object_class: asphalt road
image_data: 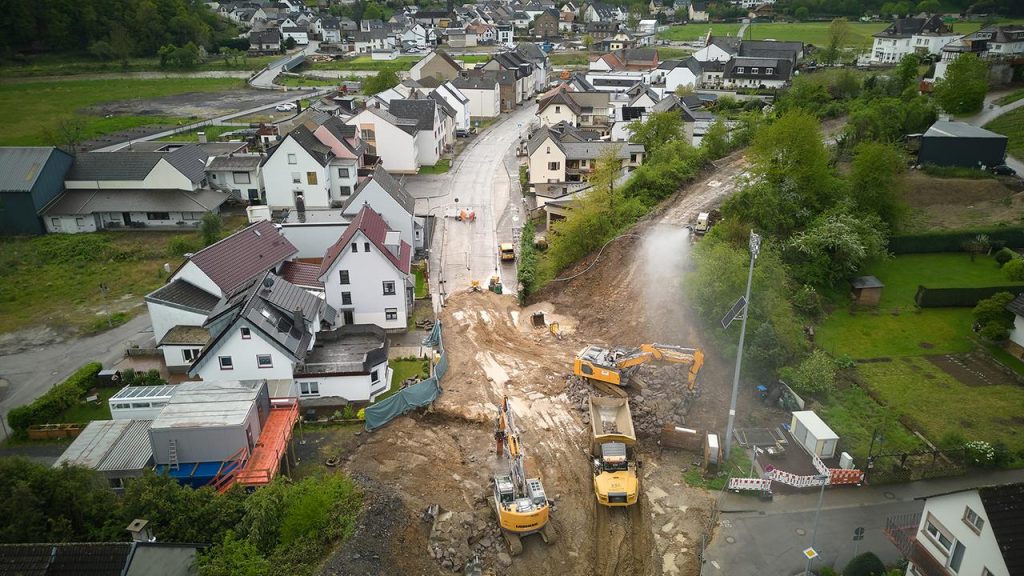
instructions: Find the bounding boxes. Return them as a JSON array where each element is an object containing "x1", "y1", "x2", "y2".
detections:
[
  {"x1": 250, "y1": 41, "x2": 321, "y2": 89},
  {"x1": 961, "y1": 89, "x2": 1024, "y2": 176},
  {"x1": 0, "y1": 314, "x2": 153, "y2": 442},
  {"x1": 403, "y1": 105, "x2": 537, "y2": 303}
]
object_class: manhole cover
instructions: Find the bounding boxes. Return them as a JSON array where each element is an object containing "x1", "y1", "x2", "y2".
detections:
[
  {"x1": 884, "y1": 492, "x2": 895, "y2": 500},
  {"x1": 795, "y1": 528, "x2": 806, "y2": 536},
  {"x1": 725, "y1": 536, "x2": 736, "y2": 544}
]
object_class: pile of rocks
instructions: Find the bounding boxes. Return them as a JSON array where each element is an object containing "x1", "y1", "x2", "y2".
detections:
[
  {"x1": 564, "y1": 365, "x2": 699, "y2": 437},
  {"x1": 425, "y1": 501, "x2": 511, "y2": 573}
]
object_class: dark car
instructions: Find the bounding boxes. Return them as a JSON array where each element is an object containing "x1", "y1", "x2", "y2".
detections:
[{"x1": 991, "y1": 164, "x2": 1017, "y2": 176}]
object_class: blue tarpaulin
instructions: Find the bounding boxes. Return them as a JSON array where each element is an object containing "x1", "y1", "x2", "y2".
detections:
[{"x1": 365, "y1": 321, "x2": 446, "y2": 431}]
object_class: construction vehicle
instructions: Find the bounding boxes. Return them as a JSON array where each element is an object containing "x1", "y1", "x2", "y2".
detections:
[
  {"x1": 499, "y1": 243, "x2": 516, "y2": 262},
  {"x1": 573, "y1": 343, "x2": 704, "y2": 397},
  {"x1": 589, "y1": 395, "x2": 639, "y2": 506},
  {"x1": 692, "y1": 209, "x2": 721, "y2": 236},
  {"x1": 492, "y1": 396, "x2": 556, "y2": 555},
  {"x1": 488, "y1": 275, "x2": 503, "y2": 294}
]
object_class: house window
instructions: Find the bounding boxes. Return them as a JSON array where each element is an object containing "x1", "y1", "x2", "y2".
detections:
[
  {"x1": 924, "y1": 516, "x2": 954, "y2": 555},
  {"x1": 338, "y1": 167, "x2": 350, "y2": 177},
  {"x1": 351, "y1": 242, "x2": 358, "y2": 252},
  {"x1": 146, "y1": 212, "x2": 170, "y2": 221},
  {"x1": 183, "y1": 212, "x2": 199, "y2": 220},
  {"x1": 51, "y1": 217, "x2": 60, "y2": 228},
  {"x1": 962, "y1": 507, "x2": 984, "y2": 533},
  {"x1": 736, "y1": 66, "x2": 744, "y2": 73},
  {"x1": 182, "y1": 349, "x2": 199, "y2": 362},
  {"x1": 210, "y1": 173, "x2": 217, "y2": 180},
  {"x1": 75, "y1": 218, "x2": 85, "y2": 227},
  {"x1": 548, "y1": 161, "x2": 560, "y2": 170},
  {"x1": 240, "y1": 327, "x2": 251, "y2": 339},
  {"x1": 339, "y1": 270, "x2": 350, "y2": 284},
  {"x1": 341, "y1": 292, "x2": 352, "y2": 305},
  {"x1": 299, "y1": 381, "x2": 319, "y2": 396},
  {"x1": 219, "y1": 356, "x2": 234, "y2": 370},
  {"x1": 292, "y1": 172, "x2": 301, "y2": 184},
  {"x1": 751, "y1": 67, "x2": 759, "y2": 74},
  {"x1": 371, "y1": 369, "x2": 380, "y2": 383},
  {"x1": 257, "y1": 354, "x2": 273, "y2": 368},
  {"x1": 288, "y1": 153, "x2": 297, "y2": 164},
  {"x1": 766, "y1": 67, "x2": 774, "y2": 74},
  {"x1": 385, "y1": 307, "x2": 398, "y2": 320},
  {"x1": 630, "y1": 154, "x2": 637, "y2": 163},
  {"x1": 555, "y1": 105, "x2": 561, "y2": 112},
  {"x1": 364, "y1": 242, "x2": 370, "y2": 252},
  {"x1": 307, "y1": 172, "x2": 318, "y2": 185},
  {"x1": 383, "y1": 281, "x2": 396, "y2": 295},
  {"x1": 340, "y1": 186, "x2": 352, "y2": 195},
  {"x1": 232, "y1": 172, "x2": 251, "y2": 184}
]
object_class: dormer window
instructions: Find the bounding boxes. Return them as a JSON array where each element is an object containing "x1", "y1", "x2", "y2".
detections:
[
  {"x1": 751, "y1": 67, "x2": 759, "y2": 74},
  {"x1": 736, "y1": 66, "x2": 744, "y2": 73},
  {"x1": 766, "y1": 67, "x2": 774, "y2": 74}
]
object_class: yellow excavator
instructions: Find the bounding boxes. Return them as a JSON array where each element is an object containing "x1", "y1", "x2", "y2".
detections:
[
  {"x1": 492, "y1": 396, "x2": 557, "y2": 555},
  {"x1": 573, "y1": 343, "x2": 704, "y2": 397}
]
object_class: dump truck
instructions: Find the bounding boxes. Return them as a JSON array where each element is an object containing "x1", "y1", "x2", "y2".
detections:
[
  {"x1": 693, "y1": 209, "x2": 721, "y2": 236},
  {"x1": 499, "y1": 243, "x2": 516, "y2": 262},
  {"x1": 589, "y1": 395, "x2": 639, "y2": 506}
]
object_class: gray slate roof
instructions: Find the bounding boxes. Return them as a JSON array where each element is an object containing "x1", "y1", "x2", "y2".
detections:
[
  {"x1": 67, "y1": 152, "x2": 162, "y2": 181},
  {"x1": 349, "y1": 164, "x2": 416, "y2": 215},
  {"x1": 1007, "y1": 294, "x2": 1024, "y2": 317},
  {"x1": 145, "y1": 279, "x2": 221, "y2": 315},
  {"x1": 0, "y1": 147, "x2": 68, "y2": 192},
  {"x1": 452, "y1": 72, "x2": 499, "y2": 90},
  {"x1": 924, "y1": 120, "x2": 1006, "y2": 140},
  {"x1": 283, "y1": 125, "x2": 333, "y2": 166},
  {"x1": 389, "y1": 99, "x2": 437, "y2": 131},
  {"x1": 45, "y1": 188, "x2": 229, "y2": 216},
  {"x1": 207, "y1": 154, "x2": 263, "y2": 171}
]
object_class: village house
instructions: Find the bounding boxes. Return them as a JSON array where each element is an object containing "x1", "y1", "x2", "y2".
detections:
[
  {"x1": 342, "y1": 165, "x2": 420, "y2": 250},
  {"x1": 870, "y1": 15, "x2": 959, "y2": 64},
  {"x1": 409, "y1": 50, "x2": 464, "y2": 83},
  {"x1": 205, "y1": 154, "x2": 264, "y2": 204},
  {"x1": 452, "y1": 72, "x2": 502, "y2": 118},
  {"x1": 346, "y1": 105, "x2": 421, "y2": 173}
]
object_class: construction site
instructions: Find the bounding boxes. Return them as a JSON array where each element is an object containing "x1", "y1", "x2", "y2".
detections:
[{"x1": 324, "y1": 151, "x2": 789, "y2": 576}]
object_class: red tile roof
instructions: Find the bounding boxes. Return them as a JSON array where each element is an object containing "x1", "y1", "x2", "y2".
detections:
[
  {"x1": 318, "y1": 205, "x2": 412, "y2": 278},
  {"x1": 280, "y1": 260, "x2": 325, "y2": 289},
  {"x1": 185, "y1": 220, "x2": 298, "y2": 294}
]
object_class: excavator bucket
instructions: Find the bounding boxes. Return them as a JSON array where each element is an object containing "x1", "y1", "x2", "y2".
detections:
[{"x1": 549, "y1": 322, "x2": 561, "y2": 339}]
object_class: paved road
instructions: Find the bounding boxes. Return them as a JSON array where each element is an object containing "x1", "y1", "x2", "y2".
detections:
[
  {"x1": 403, "y1": 106, "x2": 536, "y2": 303},
  {"x1": 960, "y1": 89, "x2": 1024, "y2": 175},
  {"x1": 0, "y1": 314, "x2": 153, "y2": 442},
  {"x1": 251, "y1": 41, "x2": 320, "y2": 89}
]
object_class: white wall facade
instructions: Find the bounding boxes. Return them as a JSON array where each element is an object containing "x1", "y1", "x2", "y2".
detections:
[
  {"x1": 263, "y1": 137, "x2": 331, "y2": 210},
  {"x1": 538, "y1": 104, "x2": 579, "y2": 127},
  {"x1": 320, "y1": 230, "x2": 410, "y2": 330},
  {"x1": 161, "y1": 344, "x2": 204, "y2": 373},
  {"x1": 665, "y1": 67, "x2": 699, "y2": 91},
  {"x1": 436, "y1": 83, "x2": 472, "y2": 132},
  {"x1": 459, "y1": 86, "x2": 500, "y2": 118},
  {"x1": 693, "y1": 44, "x2": 730, "y2": 62},
  {"x1": 173, "y1": 261, "x2": 223, "y2": 298},
  {"x1": 295, "y1": 361, "x2": 390, "y2": 402},
  {"x1": 193, "y1": 322, "x2": 299, "y2": 382},
  {"x1": 347, "y1": 109, "x2": 419, "y2": 173},
  {"x1": 208, "y1": 168, "x2": 262, "y2": 201},
  {"x1": 529, "y1": 138, "x2": 568, "y2": 185},
  {"x1": 1009, "y1": 314, "x2": 1024, "y2": 350},
  {"x1": 148, "y1": 301, "x2": 210, "y2": 344},
  {"x1": 342, "y1": 180, "x2": 415, "y2": 248},
  {"x1": 413, "y1": 130, "x2": 441, "y2": 167},
  {"x1": 45, "y1": 214, "x2": 99, "y2": 234},
  {"x1": 912, "y1": 490, "x2": 1009, "y2": 576},
  {"x1": 871, "y1": 36, "x2": 913, "y2": 63},
  {"x1": 327, "y1": 158, "x2": 360, "y2": 200}
]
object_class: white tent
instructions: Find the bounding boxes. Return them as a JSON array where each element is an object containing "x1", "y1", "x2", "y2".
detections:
[{"x1": 790, "y1": 410, "x2": 839, "y2": 459}]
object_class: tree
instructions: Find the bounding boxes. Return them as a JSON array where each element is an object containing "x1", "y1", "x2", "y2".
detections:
[
  {"x1": 587, "y1": 146, "x2": 624, "y2": 210},
  {"x1": 933, "y1": 53, "x2": 989, "y2": 114},
  {"x1": 626, "y1": 111, "x2": 684, "y2": 155},
  {"x1": 109, "y1": 23, "x2": 136, "y2": 70},
  {"x1": 824, "y1": 17, "x2": 849, "y2": 65},
  {"x1": 627, "y1": 11, "x2": 640, "y2": 31},
  {"x1": 961, "y1": 234, "x2": 991, "y2": 262},
  {"x1": 779, "y1": 349, "x2": 838, "y2": 396},
  {"x1": 794, "y1": 6, "x2": 809, "y2": 20},
  {"x1": 121, "y1": 472, "x2": 245, "y2": 544},
  {"x1": 582, "y1": 34, "x2": 594, "y2": 51},
  {"x1": 674, "y1": 83, "x2": 695, "y2": 97},
  {"x1": 972, "y1": 292, "x2": 1015, "y2": 341},
  {"x1": 283, "y1": 36, "x2": 297, "y2": 50},
  {"x1": 200, "y1": 212, "x2": 222, "y2": 246},
  {"x1": 849, "y1": 141, "x2": 908, "y2": 230},
  {"x1": 893, "y1": 53, "x2": 920, "y2": 93},
  {"x1": 844, "y1": 552, "x2": 887, "y2": 576},
  {"x1": 700, "y1": 118, "x2": 730, "y2": 159},
  {"x1": 362, "y1": 69, "x2": 400, "y2": 94},
  {"x1": 48, "y1": 116, "x2": 87, "y2": 155},
  {"x1": 199, "y1": 531, "x2": 271, "y2": 576},
  {"x1": 785, "y1": 208, "x2": 888, "y2": 286},
  {"x1": 89, "y1": 40, "x2": 115, "y2": 60},
  {"x1": 916, "y1": 0, "x2": 942, "y2": 12}
]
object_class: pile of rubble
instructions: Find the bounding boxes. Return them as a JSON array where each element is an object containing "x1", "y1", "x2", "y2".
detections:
[
  {"x1": 416, "y1": 318, "x2": 436, "y2": 331},
  {"x1": 423, "y1": 501, "x2": 511, "y2": 574},
  {"x1": 564, "y1": 364, "x2": 699, "y2": 437}
]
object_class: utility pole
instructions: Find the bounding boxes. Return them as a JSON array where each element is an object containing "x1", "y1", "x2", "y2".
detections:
[
  {"x1": 803, "y1": 474, "x2": 829, "y2": 575},
  {"x1": 724, "y1": 231, "x2": 761, "y2": 460}
]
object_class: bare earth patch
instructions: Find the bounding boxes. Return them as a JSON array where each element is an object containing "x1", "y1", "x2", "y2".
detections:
[
  {"x1": 927, "y1": 352, "x2": 1022, "y2": 388},
  {"x1": 903, "y1": 171, "x2": 1024, "y2": 231}
]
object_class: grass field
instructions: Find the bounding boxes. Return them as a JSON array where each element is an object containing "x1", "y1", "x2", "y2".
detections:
[
  {"x1": 455, "y1": 55, "x2": 491, "y2": 64},
  {"x1": 0, "y1": 77, "x2": 244, "y2": 146},
  {"x1": 859, "y1": 357, "x2": 1024, "y2": 460},
  {"x1": 0, "y1": 53, "x2": 279, "y2": 78},
  {"x1": 44, "y1": 387, "x2": 117, "y2": 424},
  {"x1": 157, "y1": 125, "x2": 241, "y2": 142},
  {"x1": 985, "y1": 106, "x2": 1024, "y2": 159},
  {"x1": 656, "y1": 20, "x2": 1015, "y2": 49},
  {"x1": 275, "y1": 74, "x2": 340, "y2": 88},
  {"x1": 310, "y1": 56, "x2": 421, "y2": 72},
  {"x1": 418, "y1": 159, "x2": 451, "y2": 175},
  {"x1": 817, "y1": 253, "x2": 1021, "y2": 358},
  {"x1": 817, "y1": 384, "x2": 925, "y2": 458},
  {"x1": 414, "y1": 266, "x2": 428, "y2": 299},
  {"x1": 549, "y1": 52, "x2": 591, "y2": 66},
  {"x1": 994, "y1": 87, "x2": 1024, "y2": 106}
]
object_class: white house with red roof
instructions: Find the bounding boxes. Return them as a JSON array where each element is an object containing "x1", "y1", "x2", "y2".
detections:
[
  {"x1": 318, "y1": 205, "x2": 413, "y2": 331},
  {"x1": 342, "y1": 165, "x2": 418, "y2": 250},
  {"x1": 144, "y1": 221, "x2": 299, "y2": 373}
]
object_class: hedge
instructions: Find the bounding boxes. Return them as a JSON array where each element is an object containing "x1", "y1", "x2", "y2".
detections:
[
  {"x1": 890, "y1": 225, "x2": 1024, "y2": 254},
  {"x1": 914, "y1": 285, "x2": 1024, "y2": 308},
  {"x1": 7, "y1": 362, "x2": 102, "y2": 435}
]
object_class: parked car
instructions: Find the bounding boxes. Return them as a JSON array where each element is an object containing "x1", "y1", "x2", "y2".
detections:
[
  {"x1": 275, "y1": 103, "x2": 298, "y2": 112},
  {"x1": 991, "y1": 164, "x2": 1017, "y2": 176},
  {"x1": 456, "y1": 129, "x2": 470, "y2": 138}
]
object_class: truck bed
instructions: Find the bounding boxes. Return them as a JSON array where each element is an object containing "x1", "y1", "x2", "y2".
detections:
[{"x1": 589, "y1": 395, "x2": 636, "y2": 451}]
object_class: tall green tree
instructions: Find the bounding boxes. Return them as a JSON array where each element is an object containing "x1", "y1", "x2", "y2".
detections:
[
  {"x1": 934, "y1": 53, "x2": 989, "y2": 114},
  {"x1": 362, "y1": 69, "x2": 400, "y2": 94},
  {"x1": 626, "y1": 111, "x2": 684, "y2": 154},
  {"x1": 849, "y1": 141, "x2": 908, "y2": 230},
  {"x1": 784, "y1": 208, "x2": 889, "y2": 286},
  {"x1": 824, "y1": 17, "x2": 850, "y2": 65}
]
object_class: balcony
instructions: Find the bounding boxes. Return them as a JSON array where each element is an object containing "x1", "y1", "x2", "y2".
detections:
[{"x1": 885, "y1": 513, "x2": 950, "y2": 576}]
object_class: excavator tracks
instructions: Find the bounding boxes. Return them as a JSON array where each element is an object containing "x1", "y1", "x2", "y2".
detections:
[{"x1": 590, "y1": 379, "x2": 629, "y2": 399}]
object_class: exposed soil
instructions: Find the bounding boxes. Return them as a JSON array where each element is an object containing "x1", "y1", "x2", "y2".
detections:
[
  {"x1": 84, "y1": 88, "x2": 286, "y2": 119},
  {"x1": 927, "y1": 352, "x2": 1022, "y2": 388},
  {"x1": 903, "y1": 171, "x2": 1024, "y2": 231}
]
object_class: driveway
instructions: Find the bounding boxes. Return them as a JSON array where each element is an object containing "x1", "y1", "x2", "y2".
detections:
[
  {"x1": 250, "y1": 41, "x2": 321, "y2": 89},
  {"x1": 0, "y1": 314, "x2": 153, "y2": 441},
  {"x1": 960, "y1": 88, "x2": 1024, "y2": 175},
  {"x1": 402, "y1": 106, "x2": 537, "y2": 303}
]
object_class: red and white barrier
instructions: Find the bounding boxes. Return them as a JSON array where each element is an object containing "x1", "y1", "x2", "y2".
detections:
[
  {"x1": 829, "y1": 468, "x2": 864, "y2": 485},
  {"x1": 728, "y1": 477, "x2": 772, "y2": 492}
]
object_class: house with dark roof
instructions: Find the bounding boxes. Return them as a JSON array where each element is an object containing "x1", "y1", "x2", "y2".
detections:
[
  {"x1": 722, "y1": 57, "x2": 793, "y2": 88},
  {"x1": 45, "y1": 143, "x2": 237, "y2": 233},
  {"x1": 341, "y1": 165, "x2": 420, "y2": 250},
  {"x1": 886, "y1": 482, "x2": 1023, "y2": 576},
  {"x1": 870, "y1": 14, "x2": 958, "y2": 64},
  {"x1": 482, "y1": 50, "x2": 537, "y2": 102},
  {"x1": 145, "y1": 220, "x2": 298, "y2": 373},
  {"x1": 0, "y1": 146, "x2": 73, "y2": 235},
  {"x1": 1004, "y1": 293, "x2": 1024, "y2": 357},
  {"x1": 432, "y1": 81, "x2": 472, "y2": 133},
  {"x1": 933, "y1": 24, "x2": 1024, "y2": 83},
  {"x1": 345, "y1": 105, "x2": 421, "y2": 173},
  {"x1": 319, "y1": 205, "x2": 413, "y2": 331},
  {"x1": 452, "y1": 71, "x2": 501, "y2": 117},
  {"x1": 249, "y1": 28, "x2": 283, "y2": 55},
  {"x1": 536, "y1": 86, "x2": 611, "y2": 135},
  {"x1": 262, "y1": 125, "x2": 341, "y2": 210},
  {"x1": 409, "y1": 50, "x2": 464, "y2": 83},
  {"x1": 312, "y1": 117, "x2": 367, "y2": 200},
  {"x1": 188, "y1": 270, "x2": 334, "y2": 382},
  {"x1": 527, "y1": 122, "x2": 644, "y2": 204},
  {"x1": 0, "y1": 541, "x2": 199, "y2": 576},
  {"x1": 533, "y1": 8, "x2": 560, "y2": 39},
  {"x1": 515, "y1": 42, "x2": 551, "y2": 93},
  {"x1": 389, "y1": 97, "x2": 450, "y2": 168},
  {"x1": 205, "y1": 154, "x2": 264, "y2": 204}
]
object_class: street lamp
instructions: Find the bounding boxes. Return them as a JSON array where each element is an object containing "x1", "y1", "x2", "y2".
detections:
[
  {"x1": 803, "y1": 473, "x2": 830, "y2": 575},
  {"x1": 723, "y1": 231, "x2": 761, "y2": 460}
]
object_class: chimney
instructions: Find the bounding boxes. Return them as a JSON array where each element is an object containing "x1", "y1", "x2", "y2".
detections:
[
  {"x1": 126, "y1": 519, "x2": 155, "y2": 543},
  {"x1": 291, "y1": 308, "x2": 304, "y2": 329}
]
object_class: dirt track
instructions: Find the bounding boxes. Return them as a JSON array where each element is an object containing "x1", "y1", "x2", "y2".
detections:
[{"x1": 336, "y1": 150, "x2": 758, "y2": 575}]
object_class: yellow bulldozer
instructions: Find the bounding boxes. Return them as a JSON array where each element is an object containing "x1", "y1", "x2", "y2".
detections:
[
  {"x1": 492, "y1": 396, "x2": 557, "y2": 555},
  {"x1": 573, "y1": 343, "x2": 704, "y2": 397}
]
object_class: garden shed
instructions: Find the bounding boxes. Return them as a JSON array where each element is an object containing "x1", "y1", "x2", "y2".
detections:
[
  {"x1": 850, "y1": 275, "x2": 884, "y2": 306},
  {"x1": 790, "y1": 410, "x2": 839, "y2": 459},
  {"x1": 918, "y1": 120, "x2": 1008, "y2": 169}
]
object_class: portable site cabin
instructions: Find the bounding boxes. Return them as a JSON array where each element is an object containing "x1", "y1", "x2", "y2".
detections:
[
  {"x1": 149, "y1": 381, "x2": 270, "y2": 487},
  {"x1": 790, "y1": 410, "x2": 838, "y2": 459},
  {"x1": 109, "y1": 385, "x2": 178, "y2": 421}
]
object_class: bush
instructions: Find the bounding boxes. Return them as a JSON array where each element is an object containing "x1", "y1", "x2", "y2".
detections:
[
  {"x1": 517, "y1": 219, "x2": 538, "y2": 303},
  {"x1": 7, "y1": 362, "x2": 102, "y2": 434},
  {"x1": 995, "y1": 247, "x2": 1017, "y2": 265},
  {"x1": 915, "y1": 285, "x2": 1024, "y2": 308},
  {"x1": 844, "y1": 552, "x2": 886, "y2": 576},
  {"x1": 1004, "y1": 257, "x2": 1024, "y2": 281},
  {"x1": 889, "y1": 225, "x2": 1024, "y2": 254},
  {"x1": 780, "y1": 350, "x2": 837, "y2": 396},
  {"x1": 167, "y1": 234, "x2": 202, "y2": 257}
]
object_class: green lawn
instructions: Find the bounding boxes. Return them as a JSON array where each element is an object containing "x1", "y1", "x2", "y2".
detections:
[
  {"x1": 818, "y1": 253, "x2": 1022, "y2": 358},
  {"x1": 858, "y1": 358, "x2": 1024, "y2": 459},
  {"x1": 994, "y1": 88, "x2": 1024, "y2": 106},
  {"x1": 375, "y1": 359, "x2": 430, "y2": 403},
  {"x1": 275, "y1": 74, "x2": 339, "y2": 88},
  {"x1": 414, "y1": 267, "x2": 428, "y2": 299},
  {"x1": 157, "y1": 125, "x2": 241, "y2": 142},
  {"x1": 455, "y1": 55, "x2": 491, "y2": 64},
  {"x1": 549, "y1": 52, "x2": 591, "y2": 66},
  {"x1": 0, "y1": 77, "x2": 244, "y2": 145},
  {"x1": 985, "y1": 105, "x2": 1024, "y2": 159},
  {"x1": 44, "y1": 387, "x2": 117, "y2": 424},
  {"x1": 817, "y1": 384, "x2": 925, "y2": 458},
  {"x1": 658, "y1": 23, "x2": 742, "y2": 42},
  {"x1": 657, "y1": 46, "x2": 695, "y2": 60},
  {"x1": 682, "y1": 444, "x2": 751, "y2": 490},
  {"x1": 0, "y1": 54, "x2": 280, "y2": 78},
  {"x1": 310, "y1": 56, "x2": 421, "y2": 72},
  {"x1": 418, "y1": 159, "x2": 451, "y2": 175}
]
